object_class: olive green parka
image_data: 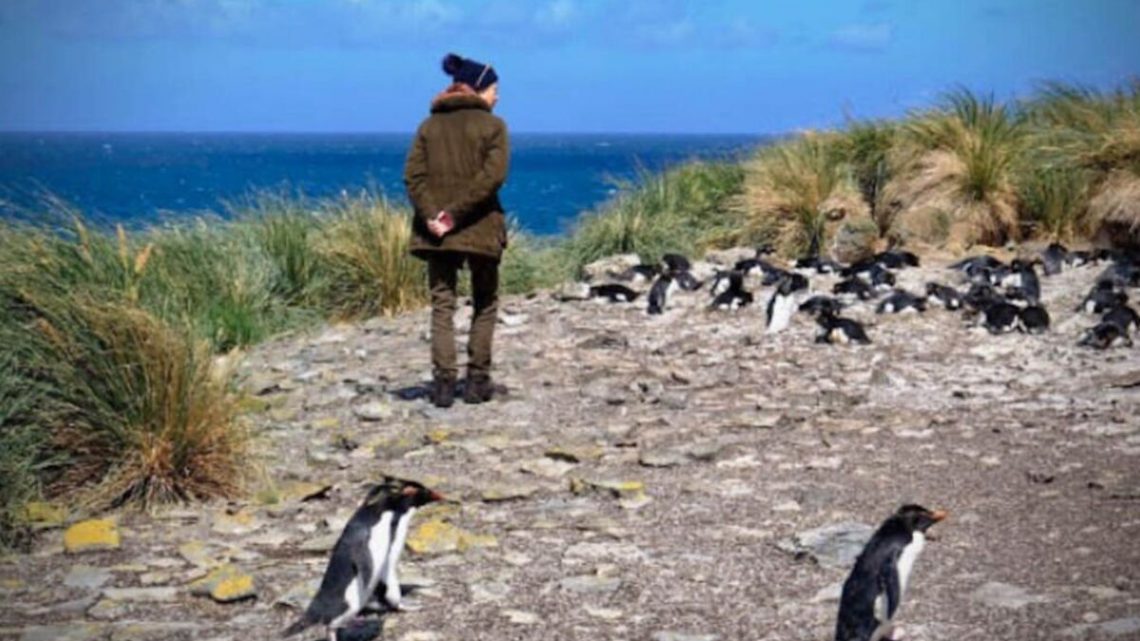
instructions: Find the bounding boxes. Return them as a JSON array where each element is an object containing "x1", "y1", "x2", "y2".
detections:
[{"x1": 404, "y1": 87, "x2": 509, "y2": 259}]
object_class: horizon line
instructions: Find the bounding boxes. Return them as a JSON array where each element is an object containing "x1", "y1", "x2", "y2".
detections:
[{"x1": 0, "y1": 129, "x2": 777, "y2": 138}]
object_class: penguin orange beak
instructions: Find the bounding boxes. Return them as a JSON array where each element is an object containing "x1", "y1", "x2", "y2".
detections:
[
  {"x1": 931, "y1": 509, "x2": 949, "y2": 522},
  {"x1": 429, "y1": 490, "x2": 447, "y2": 502}
]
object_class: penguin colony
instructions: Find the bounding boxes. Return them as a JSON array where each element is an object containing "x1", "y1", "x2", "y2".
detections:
[
  {"x1": 285, "y1": 245, "x2": 1137, "y2": 640},
  {"x1": 584, "y1": 241, "x2": 1140, "y2": 350}
]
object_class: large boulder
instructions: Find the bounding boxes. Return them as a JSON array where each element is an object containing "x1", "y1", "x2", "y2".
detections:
[{"x1": 581, "y1": 253, "x2": 642, "y2": 283}]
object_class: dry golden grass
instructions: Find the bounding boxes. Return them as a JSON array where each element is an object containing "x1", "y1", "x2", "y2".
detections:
[
  {"x1": 1088, "y1": 170, "x2": 1140, "y2": 245},
  {"x1": 22, "y1": 295, "x2": 246, "y2": 508},
  {"x1": 733, "y1": 133, "x2": 870, "y2": 257}
]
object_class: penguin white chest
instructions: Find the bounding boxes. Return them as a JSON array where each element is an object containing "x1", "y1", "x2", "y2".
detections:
[
  {"x1": 766, "y1": 293, "x2": 795, "y2": 333},
  {"x1": 896, "y1": 531, "x2": 925, "y2": 599},
  {"x1": 365, "y1": 511, "x2": 395, "y2": 590}
]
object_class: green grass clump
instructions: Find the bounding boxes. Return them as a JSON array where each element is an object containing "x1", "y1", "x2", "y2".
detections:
[
  {"x1": 500, "y1": 224, "x2": 571, "y2": 295},
  {"x1": 308, "y1": 194, "x2": 428, "y2": 319},
  {"x1": 231, "y1": 192, "x2": 325, "y2": 305},
  {"x1": 1026, "y1": 80, "x2": 1140, "y2": 174},
  {"x1": 0, "y1": 232, "x2": 248, "y2": 516},
  {"x1": 1017, "y1": 165, "x2": 1091, "y2": 240},
  {"x1": 140, "y1": 219, "x2": 295, "y2": 350},
  {"x1": 561, "y1": 161, "x2": 744, "y2": 274},
  {"x1": 834, "y1": 120, "x2": 898, "y2": 233},
  {"x1": 0, "y1": 343, "x2": 50, "y2": 549}
]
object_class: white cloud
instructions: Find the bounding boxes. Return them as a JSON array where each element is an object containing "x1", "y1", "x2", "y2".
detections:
[
  {"x1": 536, "y1": 0, "x2": 576, "y2": 27},
  {"x1": 829, "y1": 22, "x2": 893, "y2": 52}
]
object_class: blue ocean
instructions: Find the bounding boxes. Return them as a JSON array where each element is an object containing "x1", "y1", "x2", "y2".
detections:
[{"x1": 0, "y1": 132, "x2": 765, "y2": 235}]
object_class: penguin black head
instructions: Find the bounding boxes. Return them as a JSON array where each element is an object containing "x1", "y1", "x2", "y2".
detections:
[
  {"x1": 894, "y1": 504, "x2": 948, "y2": 534},
  {"x1": 363, "y1": 477, "x2": 447, "y2": 511}
]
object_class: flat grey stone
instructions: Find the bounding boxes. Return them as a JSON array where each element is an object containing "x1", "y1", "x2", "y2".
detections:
[
  {"x1": 970, "y1": 581, "x2": 1051, "y2": 609},
  {"x1": 21, "y1": 624, "x2": 106, "y2": 641},
  {"x1": 651, "y1": 633, "x2": 720, "y2": 641},
  {"x1": 26, "y1": 594, "x2": 99, "y2": 616},
  {"x1": 582, "y1": 253, "x2": 641, "y2": 282},
  {"x1": 101, "y1": 587, "x2": 179, "y2": 602},
  {"x1": 1100, "y1": 618, "x2": 1140, "y2": 636},
  {"x1": 562, "y1": 542, "x2": 645, "y2": 564},
  {"x1": 776, "y1": 522, "x2": 874, "y2": 569},
  {"x1": 64, "y1": 565, "x2": 114, "y2": 590},
  {"x1": 639, "y1": 449, "x2": 688, "y2": 468},
  {"x1": 520, "y1": 458, "x2": 576, "y2": 479},
  {"x1": 468, "y1": 581, "x2": 511, "y2": 603},
  {"x1": 353, "y1": 401, "x2": 394, "y2": 421},
  {"x1": 109, "y1": 621, "x2": 205, "y2": 641},
  {"x1": 559, "y1": 575, "x2": 622, "y2": 594},
  {"x1": 500, "y1": 609, "x2": 540, "y2": 625},
  {"x1": 1062, "y1": 617, "x2": 1140, "y2": 638}
]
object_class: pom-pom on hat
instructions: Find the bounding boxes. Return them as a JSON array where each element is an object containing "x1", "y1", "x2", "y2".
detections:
[{"x1": 442, "y1": 53, "x2": 498, "y2": 91}]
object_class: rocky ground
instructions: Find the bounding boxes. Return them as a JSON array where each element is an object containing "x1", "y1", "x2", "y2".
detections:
[{"x1": 1, "y1": 250, "x2": 1139, "y2": 641}]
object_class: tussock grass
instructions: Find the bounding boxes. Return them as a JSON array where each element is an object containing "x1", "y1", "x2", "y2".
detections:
[
  {"x1": 310, "y1": 194, "x2": 427, "y2": 318},
  {"x1": 561, "y1": 162, "x2": 744, "y2": 274},
  {"x1": 1088, "y1": 171, "x2": 1140, "y2": 246},
  {"x1": 0, "y1": 226, "x2": 248, "y2": 515},
  {"x1": 141, "y1": 220, "x2": 292, "y2": 350},
  {"x1": 732, "y1": 133, "x2": 869, "y2": 257},
  {"x1": 500, "y1": 224, "x2": 570, "y2": 295},
  {"x1": 0, "y1": 344, "x2": 49, "y2": 549},
  {"x1": 232, "y1": 192, "x2": 325, "y2": 305},
  {"x1": 21, "y1": 296, "x2": 245, "y2": 507},
  {"x1": 1017, "y1": 166, "x2": 1091, "y2": 240},
  {"x1": 1024, "y1": 82, "x2": 1140, "y2": 241},
  {"x1": 1026, "y1": 80, "x2": 1140, "y2": 174},
  {"x1": 834, "y1": 120, "x2": 898, "y2": 234},
  {"x1": 888, "y1": 89, "x2": 1025, "y2": 246}
]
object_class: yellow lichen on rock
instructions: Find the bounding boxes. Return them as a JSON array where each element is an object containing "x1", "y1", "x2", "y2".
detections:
[
  {"x1": 406, "y1": 520, "x2": 497, "y2": 556},
  {"x1": 22, "y1": 502, "x2": 67, "y2": 528},
  {"x1": 189, "y1": 563, "x2": 256, "y2": 602},
  {"x1": 406, "y1": 520, "x2": 461, "y2": 555},
  {"x1": 63, "y1": 519, "x2": 120, "y2": 553}
]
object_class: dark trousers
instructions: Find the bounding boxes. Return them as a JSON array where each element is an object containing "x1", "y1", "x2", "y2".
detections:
[{"x1": 427, "y1": 253, "x2": 499, "y2": 381}]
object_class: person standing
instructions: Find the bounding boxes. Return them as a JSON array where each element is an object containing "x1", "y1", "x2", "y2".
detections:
[{"x1": 404, "y1": 53, "x2": 508, "y2": 408}]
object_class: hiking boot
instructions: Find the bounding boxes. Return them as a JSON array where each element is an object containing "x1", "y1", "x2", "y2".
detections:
[
  {"x1": 431, "y1": 375, "x2": 456, "y2": 408},
  {"x1": 463, "y1": 374, "x2": 494, "y2": 405}
]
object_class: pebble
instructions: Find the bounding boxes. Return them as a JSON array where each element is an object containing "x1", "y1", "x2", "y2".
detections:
[
  {"x1": 652, "y1": 633, "x2": 719, "y2": 641},
  {"x1": 559, "y1": 575, "x2": 622, "y2": 594},
  {"x1": 353, "y1": 401, "x2": 394, "y2": 421},
  {"x1": 500, "y1": 609, "x2": 540, "y2": 624}
]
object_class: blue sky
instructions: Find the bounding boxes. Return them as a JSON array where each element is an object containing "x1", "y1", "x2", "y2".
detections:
[{"x1": 1, "y1": 0, "x2": 1137, "y2": 133}]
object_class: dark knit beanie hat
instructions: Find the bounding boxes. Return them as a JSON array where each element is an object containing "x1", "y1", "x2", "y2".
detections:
[{"x1": 442, "y1": 53, "x2": 498, "y2": 91}]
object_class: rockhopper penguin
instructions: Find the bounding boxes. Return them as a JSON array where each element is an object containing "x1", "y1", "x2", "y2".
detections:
[
  {"x1": 835, "y1": 504, "x2": 948, "y2": 641},
  {"x1": 765, "y1": 275, "x2": 798, "y2": 333},
  {"x1": 283, "y1": 478, "x2": 445, "y2": 641}
]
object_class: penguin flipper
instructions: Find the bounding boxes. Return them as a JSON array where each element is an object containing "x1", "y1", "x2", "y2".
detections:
[{"x1": 880, "y1": 557, "x2": 901, "y2": 621}]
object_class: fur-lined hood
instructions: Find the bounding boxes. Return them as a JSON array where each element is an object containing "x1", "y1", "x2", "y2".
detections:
[{"x1": 430, "y1": 84, "x2": 491, "y2": 114}]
